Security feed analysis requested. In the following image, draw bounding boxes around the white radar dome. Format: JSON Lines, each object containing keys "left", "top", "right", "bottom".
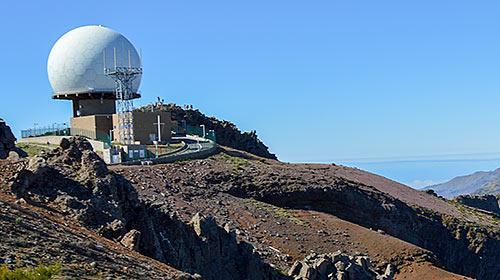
{"left": 47, "top": 25, "right": 142, "bottom": 98}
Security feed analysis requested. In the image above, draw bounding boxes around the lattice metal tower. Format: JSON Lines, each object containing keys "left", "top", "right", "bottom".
{"left": 104, "top": 48, "right": 142, "bottom": 144}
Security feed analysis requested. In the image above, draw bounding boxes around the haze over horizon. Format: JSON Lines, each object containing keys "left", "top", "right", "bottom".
{"left": 2, "top": 1, "right": 500, "bottom": 187}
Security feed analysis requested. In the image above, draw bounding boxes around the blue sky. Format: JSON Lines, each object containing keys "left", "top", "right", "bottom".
{"left": 2, "top": 1, "right": 500, "bottom": 186}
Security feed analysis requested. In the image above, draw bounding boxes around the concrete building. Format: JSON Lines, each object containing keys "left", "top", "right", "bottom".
{"left": 70, "top": 114, "right": 113, "bottom": 141}
{"left": 112, "top": 111, "right": 172, "bottom": 145}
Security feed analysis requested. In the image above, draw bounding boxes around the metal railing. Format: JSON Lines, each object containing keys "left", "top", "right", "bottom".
{"left": 70, "top": 128, "right": 112, "bottom": 147}
{"left": 21, "top": 124, "right": 111, "bottom": 148}
{"left": 21, "top": 124, "right": 70, "bottom": 138}
{"left": 175, "top": 124, "right": 217, "bottom": 142}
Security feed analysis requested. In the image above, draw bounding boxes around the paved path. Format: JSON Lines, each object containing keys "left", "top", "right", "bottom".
{"left": 172, "top": 135, "right": 215, "bottom": 155}
{"left": 127, "top": 135, "right": 218, "bottom": 165}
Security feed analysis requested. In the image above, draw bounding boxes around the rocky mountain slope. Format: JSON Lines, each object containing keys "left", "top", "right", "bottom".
{"left": 0, "top": 138, "right": 498, "bottom": 279}
{"left": 425, "top": 168, "right": 500, "bottom": 198}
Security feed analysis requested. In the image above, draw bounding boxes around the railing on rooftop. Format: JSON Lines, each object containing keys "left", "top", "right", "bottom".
{"left": 21, "top": 124, "right": 70, "bottom": 138}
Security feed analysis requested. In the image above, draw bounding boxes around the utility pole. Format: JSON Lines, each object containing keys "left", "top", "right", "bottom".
{"left": 153, "top": 140, "right": 159, "bottom": 158}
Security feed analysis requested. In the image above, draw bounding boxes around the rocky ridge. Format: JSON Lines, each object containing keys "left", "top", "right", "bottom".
{"left": 455, "top": 194, "right": 500, "bottom": 215}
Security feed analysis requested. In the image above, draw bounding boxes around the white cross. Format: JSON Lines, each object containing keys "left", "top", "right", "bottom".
{"left": 153, "top": 115, "right": 165, "bottom": 142}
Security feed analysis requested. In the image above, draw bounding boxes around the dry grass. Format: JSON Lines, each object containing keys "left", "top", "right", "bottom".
{"left": 16, "top": 143, "right": 57, "bottom": 157}
{"left": 244, "top": 199, "right": 305, "bottom": 225}
{"left": 0, "top": 263, "right": 61, "bottom": 280}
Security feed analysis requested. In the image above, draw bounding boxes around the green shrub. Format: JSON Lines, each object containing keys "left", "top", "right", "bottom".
{"left": 0, "top": 263, "right": 61, "bottom": 280}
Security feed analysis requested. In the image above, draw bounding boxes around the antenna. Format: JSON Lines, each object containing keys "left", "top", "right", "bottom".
{"left": 104, "top": 47, "right": 143, "bottom": 145}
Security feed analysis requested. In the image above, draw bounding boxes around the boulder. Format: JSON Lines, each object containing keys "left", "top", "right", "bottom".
{"left": 7, "top": 151, "right": 20, "bottom": 161}
{"left": 288, "top": 251, "right": 392, "bottom": 280}
{"left": 288, "top": 261, "right": 303, "bottom": 276}
{"left": 120, "top": 229, "right": 141, "bottom": 251}
{"left": 377, "top": 264, "right": 395, "bottom": 280}
{"left": 60, "top": 137, "right": 71, "bottom": 150}
{"left": 0, "top": 118, "right": 18, "bottom": 159}
{"left": 189, "top": 212, "right": 219, "bottom": 241}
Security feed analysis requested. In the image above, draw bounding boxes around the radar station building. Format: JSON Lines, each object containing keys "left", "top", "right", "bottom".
{"left": 47, "top": 25, "right": 172, "bottom": 145}
{"left": 112, "top": 110, "right": 171, "bottom": 144}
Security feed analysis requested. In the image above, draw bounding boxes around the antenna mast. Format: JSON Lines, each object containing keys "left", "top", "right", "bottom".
{"left": 104, "top": 48, "right": 142, "bottom": 145}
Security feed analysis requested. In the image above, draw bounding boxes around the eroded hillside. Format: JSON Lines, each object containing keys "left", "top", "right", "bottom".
{"left": 0, "top": 139, "right": 498, "bottom": 279}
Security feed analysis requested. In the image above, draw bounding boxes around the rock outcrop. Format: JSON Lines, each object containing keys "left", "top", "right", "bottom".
{"left": 0, "top": 118, "right": 20, "bottom": 159}
{"left": 455, "top": 195, "right": 500, "bottom": 215}
{"left": 288, "top": 251, "right": 394, "bottom": 280}
{"left": 130, "top": 206, "right": 285, "bottom": 280}
{"left": 8, "top": 137, "right": 138, "bottom": 239}
{"left": 120, "top": 229, "right": 142, "bottom": 251}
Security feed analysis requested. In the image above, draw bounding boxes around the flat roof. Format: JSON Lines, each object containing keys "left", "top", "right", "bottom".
{"left": 52, "top": 91, "right": 141, "bottom": 100}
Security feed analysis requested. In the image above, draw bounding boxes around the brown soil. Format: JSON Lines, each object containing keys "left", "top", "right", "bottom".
{"left": 395, "top": 262, "right": 471, "bottom": 280}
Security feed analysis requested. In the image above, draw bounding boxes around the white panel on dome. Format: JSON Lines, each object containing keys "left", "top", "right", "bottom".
{"left": 47, "top": 25, "right": 142, "bottom": 96}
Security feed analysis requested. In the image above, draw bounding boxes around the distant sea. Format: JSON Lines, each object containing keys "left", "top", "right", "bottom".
{"left": 336, "top": 156, "right": 500, "bottom": 189}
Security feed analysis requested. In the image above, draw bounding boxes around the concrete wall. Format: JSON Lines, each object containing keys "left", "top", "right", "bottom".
{"left": 134, "top": 111, "right": 172, "bottom": 144}
{"left": 112, "top": 111, "right": 172, "bottom": 145}
{"left": 71, "top": 115, "right": 113, "bottom": 138}
{"left": 18, "top": 136, "right": 107, "bottom": 152}
{"left": 73, "top": 99, "right": 116, "bottom": 117}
